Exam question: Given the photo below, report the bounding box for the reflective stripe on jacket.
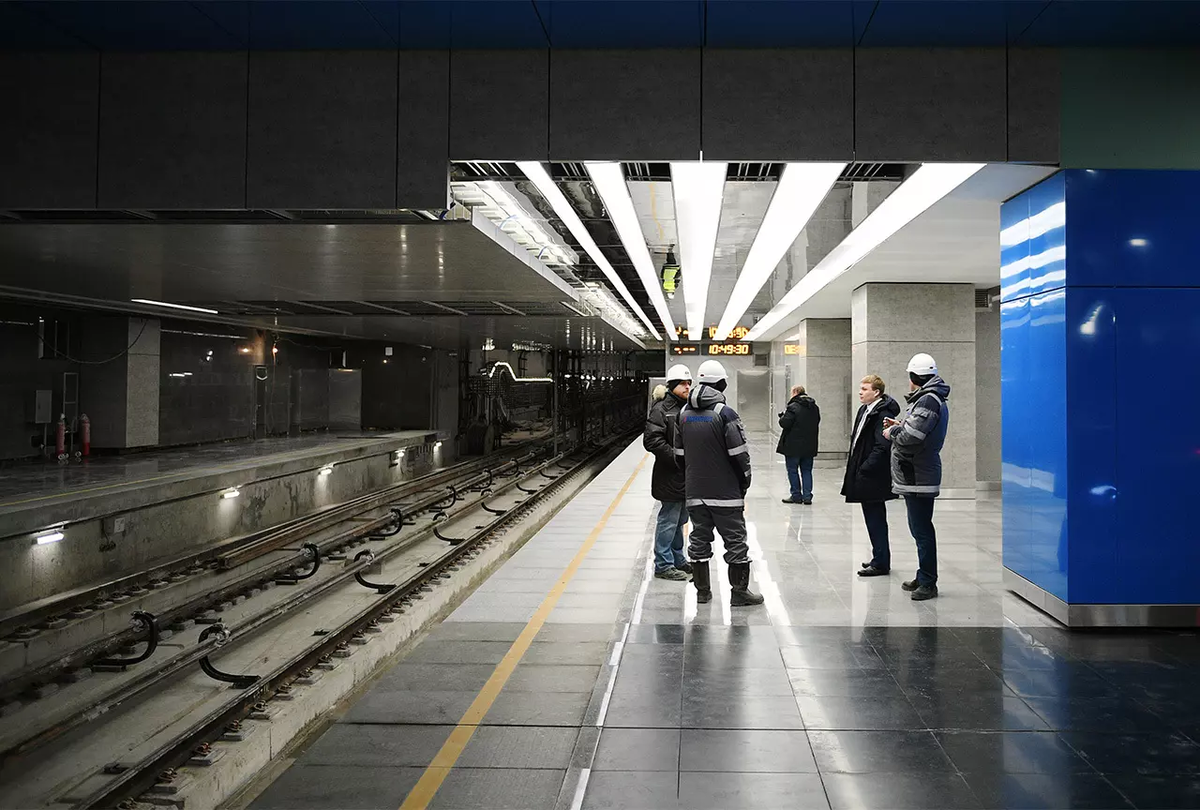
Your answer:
[889,376,950,497]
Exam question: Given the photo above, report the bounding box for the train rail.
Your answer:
[0,425,639,810]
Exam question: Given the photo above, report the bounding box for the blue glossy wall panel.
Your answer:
[1065,170,1200,289]
[1003,168,1200,609]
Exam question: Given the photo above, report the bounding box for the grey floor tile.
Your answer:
[250,763,423,810]
[375,663,495,693]
[808,730,955,773]
[604,698,683,728]
[961,772,1132,810]
[428,767,566,809]
[426,622,527,642]
[680,729,818,773]
[403,640,513,665]
[786,668,905,699]
[582,770,682,810]
[304,723,451,767]
[681,666,796,698]
[796,695,927,730]
[593,727,682,771]
[677,771,829,809]
[822,772,982,810]
[535,623,620,644]
[525,641,611,665]
[457,725,579,769]
[342,689,476,725]
[505,663,601,694]
[482,689,591,726]
[681,695,805,730]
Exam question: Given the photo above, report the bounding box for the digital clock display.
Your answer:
[707,343,751,356]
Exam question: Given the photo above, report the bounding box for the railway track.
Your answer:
[0,425,638,810]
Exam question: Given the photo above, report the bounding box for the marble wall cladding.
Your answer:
[975,307,1002,484]
[852,283,977,495]
[795,319,852,455]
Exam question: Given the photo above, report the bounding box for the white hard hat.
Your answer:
[697,359,728,385]
[907,353,938,376]
[665,363,692,383]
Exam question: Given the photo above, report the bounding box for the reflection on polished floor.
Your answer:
[250,436,1200,810]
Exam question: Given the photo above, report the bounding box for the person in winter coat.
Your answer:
[842,375,901,577]
[673,359,764,607]
[883,353,950,601]
[777,385,820,504]
[643,364,694,582]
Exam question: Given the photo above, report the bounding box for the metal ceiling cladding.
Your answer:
[5,0,1200,50]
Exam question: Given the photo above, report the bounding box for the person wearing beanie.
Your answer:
[672,359,764,607]
[882,353,950,601]
[643,365,694,581]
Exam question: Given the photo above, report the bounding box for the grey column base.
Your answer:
[938,488,977,500]
[1005,567,1200,628]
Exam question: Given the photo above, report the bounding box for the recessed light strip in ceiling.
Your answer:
[585,162,676,340]
[516,161,660,340]
[670,162,727,341]
[713,162,846,342]
[744,162,986,343]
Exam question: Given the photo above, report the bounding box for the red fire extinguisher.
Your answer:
[55,414,66,461]
[80,414,91,458]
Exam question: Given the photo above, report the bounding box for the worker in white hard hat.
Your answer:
[643,364,694,581]
[672,359,764,606]
[882,352,950,601]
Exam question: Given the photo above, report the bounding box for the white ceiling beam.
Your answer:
[670,161,727,341]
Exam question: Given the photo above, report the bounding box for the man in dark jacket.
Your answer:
[842,375,901,577]
[883,353,950,601]
[643,364,693,581]
[673,360,764,607]
[777,385,820,504]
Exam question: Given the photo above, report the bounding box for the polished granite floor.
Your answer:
[249,436,1200,810]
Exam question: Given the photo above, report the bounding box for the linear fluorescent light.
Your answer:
[221,487,240,500]
[516,161,660,340]
[671,162,727,341]
[318,465,334,477]
[585,162,676,339]
[131,299,219,315]
[714,162,845,341]
[35,530,64,546]
[745,163,986,342]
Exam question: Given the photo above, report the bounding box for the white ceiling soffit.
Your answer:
[585,162,676,340]
[670,162,727,341]
[451,179,579,267]
[469,208,580,301]
[515,160,659,341]
[745,163,990,341]
[714,162,845,341]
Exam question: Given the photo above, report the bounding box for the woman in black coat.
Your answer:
[842,375,901,576]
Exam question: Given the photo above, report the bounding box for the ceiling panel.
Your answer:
[0,217,576,305]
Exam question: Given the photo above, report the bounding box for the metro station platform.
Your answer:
[246,435,1200,810]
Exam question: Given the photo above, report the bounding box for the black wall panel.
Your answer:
[550,49,701,160]
[398,50,451,209]
[247,50,398,209]
[99,52,248,209]
[854,48,1008,162]
[450,49,548,161]
[702,49,853,161]
[1007,48,1061,164]
[0,51,99,208]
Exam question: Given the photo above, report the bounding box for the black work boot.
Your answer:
[729,562,765,607]
[692,561,712,604]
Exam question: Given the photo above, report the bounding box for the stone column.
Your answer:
[851,283,976,498]
[80,316,160,449]
[792,318,852,459]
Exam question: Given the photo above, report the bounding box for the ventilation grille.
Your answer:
[975,288,999,310]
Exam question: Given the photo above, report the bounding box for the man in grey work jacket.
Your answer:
[673,359,764,607]
[883,353,950,602]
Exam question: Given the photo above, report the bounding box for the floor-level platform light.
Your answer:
[221,487,240,500]
[34,529,64,546]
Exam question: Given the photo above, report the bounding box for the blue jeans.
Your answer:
[654,501,689,572]
[905,496,937,586]
[785,456,814,500]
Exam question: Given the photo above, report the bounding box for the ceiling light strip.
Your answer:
[585,162,676,339]
[131,299,219,315]
[670,162,727,341]
[713,162,845,341]
[516,161,659,340]
[744,163,986,343]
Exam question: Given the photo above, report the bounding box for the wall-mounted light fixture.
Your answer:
[221,488,240,500]
[34,529,64,546]
[318,465,334,477]
[434,441,443,450]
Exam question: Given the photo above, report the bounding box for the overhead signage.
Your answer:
[674,325,751,341]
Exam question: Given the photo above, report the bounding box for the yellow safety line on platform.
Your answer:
[398,452,649,810]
